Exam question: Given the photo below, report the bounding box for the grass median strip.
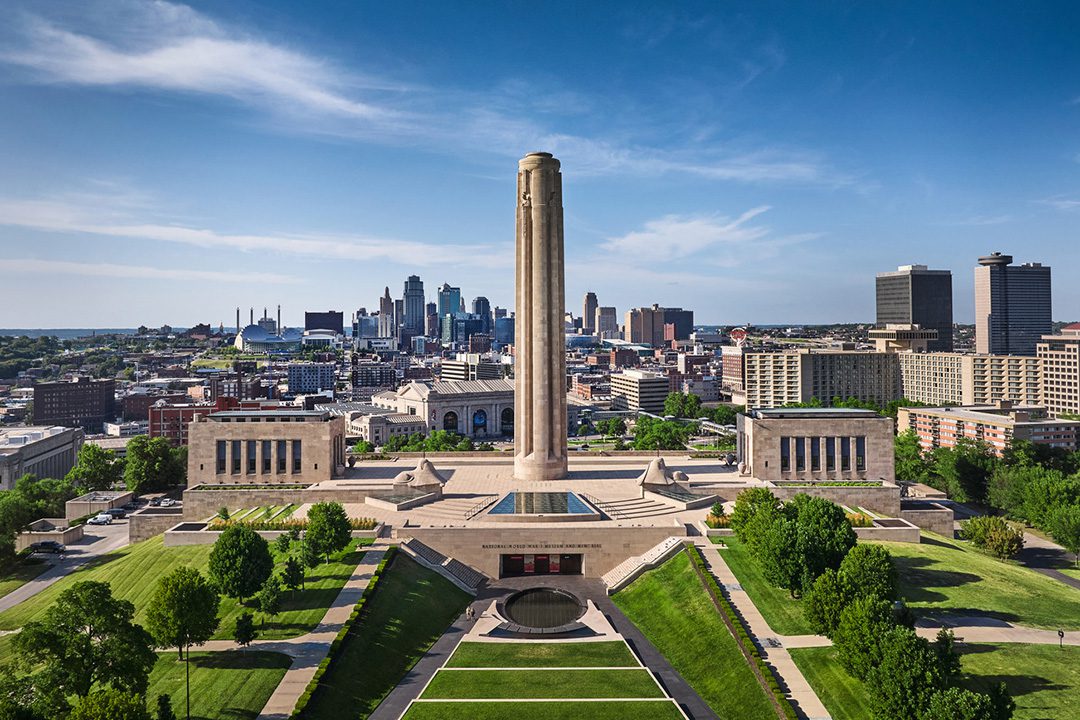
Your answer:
[446,641,637,668]
[420,668,664,700]
[146,650,291,720]
[402,700,686,720]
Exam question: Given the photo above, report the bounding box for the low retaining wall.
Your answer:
[16,519,84,551]
[163,523,384,547]
[182,486,397,520]
[66,491,133,522]
[900,501,954,538]
[767,483,901,517]
[128,509,184,543]
[854,522,921,543]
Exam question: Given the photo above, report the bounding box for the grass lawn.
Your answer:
[402,700,686,719]
[447,641,637,668]
[1060,566,1080,582]
[613,551,777,720]
[712,536,813,635]
[789,646,871,720]
[0,536,370,651]
[960,644,1080,720]
[0,559,49,600]
[873,533,1080,629]
[300,553,469,718]
[147,650,290,720]
[421,669,663,699]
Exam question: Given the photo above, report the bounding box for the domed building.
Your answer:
[233,324,303,353]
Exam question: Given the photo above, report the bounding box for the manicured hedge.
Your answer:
[290,546,397,718]
[686,546,798,720]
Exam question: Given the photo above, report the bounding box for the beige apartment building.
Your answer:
[610,369,669,414]
[1038,324,1080,417]
[898,404,1080,456]
[187,409,346,486]
[897,353,1043,407]
[744,350,899,409]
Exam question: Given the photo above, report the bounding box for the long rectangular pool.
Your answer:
[488,491,593,516]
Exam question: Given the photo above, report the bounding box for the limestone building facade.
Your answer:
[371,379,515,438]
[187,409,346,486]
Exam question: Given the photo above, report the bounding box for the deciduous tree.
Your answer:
[208,525,273,603]
[68,690,151,720]
[13,580,156,699]
[306,502,351,563]
[65,444,123,491]
[145,566,221,660]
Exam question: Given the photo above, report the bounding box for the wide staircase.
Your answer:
[408,495,497,524]
[400,538,486,594]
[601,536,687,594]
[594,497,683,520]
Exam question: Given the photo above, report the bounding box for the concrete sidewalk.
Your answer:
[694,540,831,720]
[0,523,129,614]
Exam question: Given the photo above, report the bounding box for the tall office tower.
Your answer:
[494,306,508,319]
[378,287,395,338]
[472,296,492,333]
[304,310,344,335]
[352,308,379,339]
[402,275,426,336]
[876,264,954,351]
[624,305,694,345]
[514,151,567,482]
[437,283,462,320]
[975,252,1052,355]
[595,306,619,339]
[583,292,598,334]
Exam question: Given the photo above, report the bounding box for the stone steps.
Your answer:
[602,536,686,593]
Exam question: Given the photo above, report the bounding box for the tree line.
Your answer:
[0,501,354,719]
[896,433,1080,563]
[729,488,1014,719]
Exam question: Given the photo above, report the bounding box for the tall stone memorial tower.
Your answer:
[514,152,568,481]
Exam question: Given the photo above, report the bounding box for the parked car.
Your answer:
[105,508,127,519]
[148,497,162,507]
[29,541,65,554]
[160,499,176,507]
[87,513,113,526]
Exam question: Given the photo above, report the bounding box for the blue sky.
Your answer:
[0,0,1078,328]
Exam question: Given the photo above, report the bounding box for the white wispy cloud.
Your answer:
[0,195,513,269]
[0,257,299,284]
[935,214,1013,227]
[1,2,402,125]
[0,0,856,187]
[598,207,820,265]
[1037,195,1080,211]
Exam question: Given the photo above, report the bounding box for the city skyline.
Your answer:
[2,1,1080,326]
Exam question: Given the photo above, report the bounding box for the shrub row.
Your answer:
[774,481,882,487]
[686,546,798,720]
[705,514,730,528]
[846,512,873,528]
[191,483,309,490]
[208,517,379,531]
[290,546,397,719]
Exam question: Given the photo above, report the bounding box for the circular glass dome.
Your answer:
[503,588,586,629]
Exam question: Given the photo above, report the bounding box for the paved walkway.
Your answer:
[0,523,129,614]
[913,615,1080,646]
[1018,531,1080,591]
[695,541,831,720]
[198,546,387,720]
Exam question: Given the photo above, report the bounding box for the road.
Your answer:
[0,521,129,614]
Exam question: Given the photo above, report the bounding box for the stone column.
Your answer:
[514,151,568,481]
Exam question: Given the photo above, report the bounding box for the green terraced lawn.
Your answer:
[613,551,777,719]
[0,559,48,600]
[0,535,370,650]
[300,553,470,718]
[711,536,813,635]
[960,644,1080,720]
[402,700,686,719]
[446,641,637,668]
[147,650,290,720]
[421,669,663,699]
[789,646,871,720]
[874,533,1080,629]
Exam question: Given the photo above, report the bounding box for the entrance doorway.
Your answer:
[500,553,583,578]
